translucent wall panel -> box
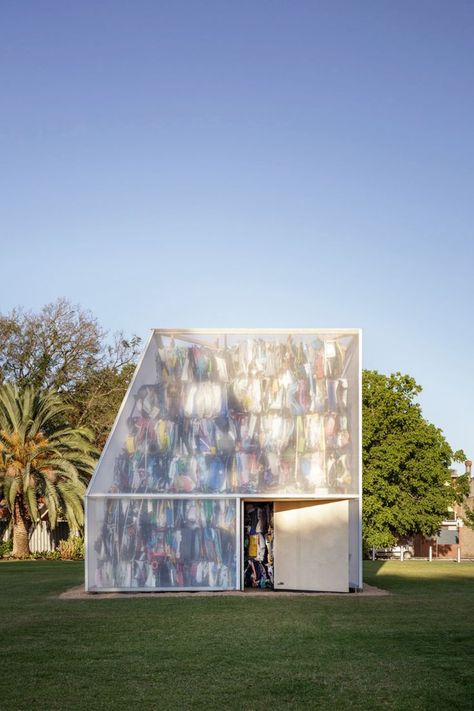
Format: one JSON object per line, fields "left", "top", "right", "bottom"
{"left": 89, "top": 330, "right": 360, "bottom": 498}
{"left": 88, "top": 333, "right": 160, "bottom": 495}
{"left": 87, "top": 498, "right": 237, "bottom": 591}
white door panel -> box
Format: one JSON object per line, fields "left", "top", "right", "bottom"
{"left": 274, "top": 500, "right": 349, "bottom": 592}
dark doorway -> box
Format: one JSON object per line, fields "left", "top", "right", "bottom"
{"left": 243, "top": 502, "right": 274, "bottom": 589}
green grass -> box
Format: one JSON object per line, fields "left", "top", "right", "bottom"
{"left": 1, "top": 561, "right": 473, "bottom": 710}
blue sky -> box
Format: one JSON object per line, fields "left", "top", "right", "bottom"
{"left": 1, "top": 1, "right": 473, "bottom": 462}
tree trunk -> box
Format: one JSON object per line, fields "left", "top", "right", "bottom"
{"left": 12, "top": 498, "right": 31, "bottom": 558}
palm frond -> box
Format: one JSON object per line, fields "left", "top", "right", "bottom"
{"left": 5, "top": 476, "right": 20, "bottom": 511}
{"left": 0, "top": 384, "right": 22, "bottom": 436}
{"left": 24, "top": 486, "right": 40, "bottom": 525}
{"left": 43, "top": 479, "right": 60, "bottom": 528}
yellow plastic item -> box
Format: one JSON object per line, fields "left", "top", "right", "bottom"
{"left": 248, "top": 534, "right": 258, "bottom": 558}
{"left": 126, "top": 436, "right": 135, "bottom": 454}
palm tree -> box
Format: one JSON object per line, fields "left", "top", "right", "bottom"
{"left": 0, "top": 383, "right": 97, "bottom": 558}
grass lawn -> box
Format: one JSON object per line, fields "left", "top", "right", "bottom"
{"left": 1, "top": 561, "right": 473, "bottom": 710}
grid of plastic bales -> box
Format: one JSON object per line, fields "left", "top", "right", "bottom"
{"left": 86, "top": 329, "right": 360, "bottom": 591}
{"left": 87, "top": 497, "right": 237, "bottom": 590}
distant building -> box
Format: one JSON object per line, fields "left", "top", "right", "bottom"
{"left": 413, "top": 462, "right": 474, "bottom": 559}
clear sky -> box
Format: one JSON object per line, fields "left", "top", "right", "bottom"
{"left": 1, "top": 1, "right": 473, "bottom": 463}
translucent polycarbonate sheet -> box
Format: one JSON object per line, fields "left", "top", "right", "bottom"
{"left": 88, "top": 330, "right": 360, "bottom": 497}
{"left": 88, "top": 333, "right": 161, "bottom": 495}
{"left": 86, "top": 497, "right": 237, "bottom": 591}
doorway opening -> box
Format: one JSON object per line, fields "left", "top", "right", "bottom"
{"left": 243, "top": 502, "right": 274, "bottom": 590}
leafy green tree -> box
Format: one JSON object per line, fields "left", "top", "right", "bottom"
{"left": 0, "top": 299, "right": 140, "bottom": 446}
{"left": 0, "top": 384, "right": 97, "bottom": 557}
{"left": 462, "top": 498, "right": 474, "bottom": 530}
{"left": 363, "top": 370, "right": 465, "bottom": 548}
{"left": 66, "top": 345, "right": 138, "bottom": 448}
{"left": 0, "top": 299, "right": 103, "bottom": 390}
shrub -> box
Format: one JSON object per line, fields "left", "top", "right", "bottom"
{"left": 31, "top": 550, "right": 61, "bottom": 560}
{"left": 58, "top": 535, "right": 84, "bottom": 560}
{"left": 0, "top": 538, "right": 13, "bottom": 558}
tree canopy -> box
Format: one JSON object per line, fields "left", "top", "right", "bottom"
{"left": 362, "top": 370, "right": 466, "bottom": 548}
{"left": 0, "top": 299, "right": 141, "bottom": 446}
